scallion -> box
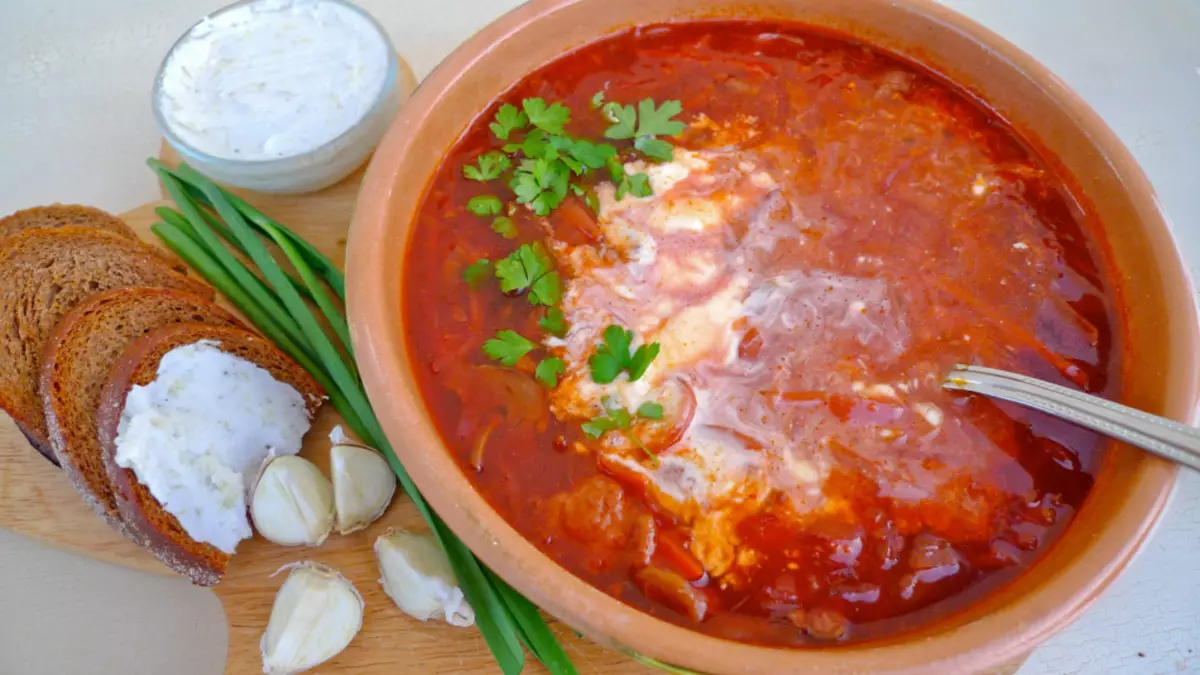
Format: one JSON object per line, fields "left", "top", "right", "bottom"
{"left": 149, "top": 159, "right": 576, "bottom": 675}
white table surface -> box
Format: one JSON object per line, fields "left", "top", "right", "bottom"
{"left": 1, "top": 1, "right": 1197, "bottom": 673}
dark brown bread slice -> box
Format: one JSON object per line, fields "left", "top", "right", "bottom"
{"left": 0, "top": 205, "right": 137, "bottom": 241}
{"left": 0, "top": 227, "right": 213, "bottom": 462}
{"left": 0, "top": 204, "right": 186, "bottom": 273}
{"left": 41, "top": 288, "right": 244, "bottom": 531}
{"left": 97, "top": 323, "right": 324, "bottom": 586}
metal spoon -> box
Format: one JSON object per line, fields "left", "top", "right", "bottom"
{"left": 942, "top": 364, "right": 1200, "bottom": 472}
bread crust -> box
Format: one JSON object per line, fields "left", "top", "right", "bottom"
{"left": 0, "top": 204, "right": 185, "bottom": 273}
{"left": 97, "top": 323, "right": 324, "bottom": 586}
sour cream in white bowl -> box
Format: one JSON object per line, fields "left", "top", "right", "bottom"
{"left": 153, "top": 0, "right": 403, "bottom": 193}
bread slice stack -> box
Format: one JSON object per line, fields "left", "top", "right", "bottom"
{"left": 0, "top": 204, "right": 324, "bottom": 586}
{"left": 0, "top": 204, "right": 186, "bottom": 272}
{"left": 0, "top": 226, "right": 214, "bottom": 461}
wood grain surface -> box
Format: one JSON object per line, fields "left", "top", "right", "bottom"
{"left": 0, "top": 133, "right": 1027, "bottom": 675}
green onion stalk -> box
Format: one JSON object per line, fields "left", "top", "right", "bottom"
{"left": 147, "top": 158, "right": 576, "bottom": 675}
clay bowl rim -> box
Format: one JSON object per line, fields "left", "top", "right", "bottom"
{"left": 346, "top": 0, "right": 1198, "bottom": 672}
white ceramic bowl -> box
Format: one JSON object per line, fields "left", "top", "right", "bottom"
{"left": 151, "top": 0, "right": 403, "bottom": 194}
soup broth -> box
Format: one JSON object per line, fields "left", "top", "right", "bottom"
{"left": 403, "top": 21, "right": 1123, "bottom": 645}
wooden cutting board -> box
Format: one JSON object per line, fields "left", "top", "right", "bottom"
{"left": 0, "top": 155, "right": 1028, "bottom": 675}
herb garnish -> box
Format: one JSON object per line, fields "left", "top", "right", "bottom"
{"left": 462, "top": 258, "right": 491, "bottom": 287}
{"left": 491, "top": 216, "right": 518, "bottom": 239}
{"left": 495, "top": 243, "right": 562, "bottom": 306}
{"left": 538, "top": 307, "right": 569, "bottom": 337}
{"left": 463, "top": 151, "right": 511, "bottom": 182}
{"left": 581, "top": 397, "right": 663, "bottom": 463}
{"left": 603, "top": 98, "right": 687, "bottom": 162}
{"left": 510, "top": 157, "right": 570, "bottom": 216}
{"left": 535, "top": 357, "right": 565, "bottom": 388}
{"left": 479, "top": 96, "right": 680, "bottom": 220}
{"left": 488, "top": 103, "right": 528, "bottom": 140}
{"left": 522, "top": 98, "right": 572, "bottom": 135}
{"left": 466, "top": 195, "right": 503, "bottom": 217}
{"left": 482, "top": 330, "right": 537, "bottom": 366}
{"left": 589, "top": 324, "right": 661, "bottom": 384}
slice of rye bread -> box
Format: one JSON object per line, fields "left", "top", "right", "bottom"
{"left": 0, "top": 204, "right": 137, "bottom": 241}
{"left": 40, "top": 288, "right": 244, "bottom": 531}
{"left": 0, "top": 227, "right": 213, "bottom": 462}
{"left": 97, "top": 323, "right": 324, "bottom": 586}
{"left": 0, "top": 204, "right": 186, "bottom": 273}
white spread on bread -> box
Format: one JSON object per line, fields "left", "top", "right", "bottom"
{"left": 114, "top": 340, "right": 311, "bottom": 554}
{"left": 157, "top": 0, "right": 390, "bottom": 160}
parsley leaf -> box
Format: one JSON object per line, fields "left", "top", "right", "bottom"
{"left": 580, "top": 398, "right": 664, "bottom": 463}
{"left": 482, "top": 330, "right": 536, "bottom": 366}
{"left": 463, "top": 151, "right": 511, "bottom": 181}
{"left": 606, "top": 157, "right": 626, "bottom": 183}
{"left": 591, "top": 91, "right": 606, "bottom": 109}
{"left": 505, "top": 129, "right": 557, "bottom": 160}
{"left": 584, "top": 189, "right": 600, "bottom": 214}
{"left": 529, "top": 269, "right": 562, "bottom": 306}
{"left": 634, "top": 137, "right": 675, "bottom": 162}
{"left": 588, "top": 350, "right": 623, "bottom": 385}
{"left": 535, "top": 357, "right": 565, "bottom": 388}
{"left": 602, "top": 102, "right": 637, "bottom": 140}
{"left": 616, "top": 172, "right": 652, "bottom": 201}
{"left": 603, "top": 98, "right": 686, "bottom": 162}
{"left": 462, "top": 258, "right": 491, "bottom": 287}
{"left": 491, "top": 216, "right": 518, "bottom": 239}
{"left": 589, "top": 324, "right": 660, "bottom": 383}
{"left": 581, "top": 398, "right": 633, "bottom": 438}
{"left": 467, "top": 195, "right": 503, "bottom": 217}
{"left": 489, "top": 103, "right": 529, "bottom": 140}
{"left": 580, "top": 415, "right": 622, "bottom": 439}
{"left": 636, "top": 99, "right": 687, "bottom": 137}
{"left": 564, "top": 139, "right": 618, "bottom": 170}
{"left": 539, "top": 307, "right": 568, "bottom": 336}
{"left": 510, "top": 157, "right": 570, "bottom": 216}
{"left": 628, "top": 342, "right": 661, "bottom": 380}
{"left": 495, "top": 243, "right": 562, "bottom": 306}
{"left": 523, "top": 98, "right": 571, "bottom": 135}
{"left": 589, "top": 325, "right": 632, "bottom": 384}
{"left": 636, "top": 401, "right": 664, "bottom": 420}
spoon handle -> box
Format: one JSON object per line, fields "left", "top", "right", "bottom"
{"left": 943, "top": 364, "right": 1200, "bottom": 472}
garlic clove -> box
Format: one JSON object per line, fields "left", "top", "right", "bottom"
{"left": 374, "top": 529, "right": 475, "bottom": 627}
{"left": 250, "top": 454, "right": 334, "bottom": 547}
{"left": 330, "top": 427, "right": 396, "bottom": 534}
{"left": 261, "top": 562, "right": 363, "bottom": 675}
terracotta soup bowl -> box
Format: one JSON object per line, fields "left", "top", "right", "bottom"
{"left": 347, "top": 0, "right": 1200, "bottom": 672}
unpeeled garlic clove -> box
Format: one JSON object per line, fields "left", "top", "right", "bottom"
{"left": 375, "top": 528, "right": 475, "bottom": 627}
{"left": 329, "top": 426, "right": 396, "bottom": 534}
{"left": 261, "top": 562, "right": 363, "bottom": 675}
{"left": 251, "top": 454, "right": 334, "bottom": 547}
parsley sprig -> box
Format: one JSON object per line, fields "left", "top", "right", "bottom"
{"left": 467, "top": 95, "right": 685, "bottom": 220}
{"left": 462, "top": 258, "right": 491, "bottom": 287}
{"left": 481, "top": 329, "right": 564, "bottom": 388}
{"left": 581, "top": 397, "right": 664, "bottom": 463}
{"left": 539, "top": 307, "right": 568, "bottom": 337}
{"left": 488, "top": 103, "right": 528, "bottom": 140}
{"left": 483, "top": 330, "right": 536, "bottom": 366}
{"left": 589, "top": 324, "right": 661, "bottom": 384}
{"left": 495, "top": 243, "right": 562, "bottom": 306}
{"left": 463, "top": 151, "right": 511, "bottom": 182}
{"left": 602, "top": 98, "right": 687, "bottom": 162}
